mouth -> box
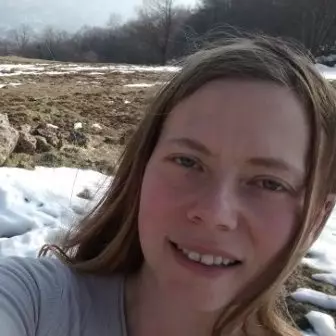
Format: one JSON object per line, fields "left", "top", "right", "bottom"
{"left": 169, "top": 240, "right": 242, "bottom": 270}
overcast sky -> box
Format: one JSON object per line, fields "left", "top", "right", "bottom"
{"left": 0, "top": 0, "right": 199, "bottom": 34}
{"left": 117, "top": 0, "right": 198, "bottom": 18}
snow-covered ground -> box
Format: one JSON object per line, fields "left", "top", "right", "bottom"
{"left": 1, "top": 62, "right": 336, "bottom": 91}
{"left": 316, "top": 64, "right": 336, "bottom": 81}
{"left": 0, "top": 61, "right": 335, "bottom": 78}
{"left": 0, "top": 167, "right": 110, "bottom": 257}
{"left": 0, "top": 60, "right": 336, "bottom": 334}
{"left": 0, "top": 63, "right": 180, "bottom": 78}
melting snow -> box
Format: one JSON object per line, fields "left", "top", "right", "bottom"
{"left": 304, "top": 311, "right": 336, "bottom": 336}
{"left": 0, "top": 167, "right": 110, "bottom": 257}
{"left": 124, "top": 82, "right": 164, "bottom": 88}
{"left": 291, "top": 288, "right": 336, "bottom": 310}
{"left": 46, "top": 123, "right": 59, "bottom": 130}
{"left": 74, "top": 122, "right": 83, "bottom": 130}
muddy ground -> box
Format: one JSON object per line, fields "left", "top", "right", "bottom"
{"left": 0, "top": 58, "right": 171, "bottom": 174}
{"left": 0, "top": 56, "right": 335, "bottom": 332}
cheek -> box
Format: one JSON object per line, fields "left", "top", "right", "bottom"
{"left": 246, "top": 194, "right": 301, "bottom": 262}
{"left": 138, "top": 164, "right": 181, "bottom": 241}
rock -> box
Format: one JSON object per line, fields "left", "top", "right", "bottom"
{"left": 32, "top": 123, "right": 62, "bottom": 148}
{"left": 18, "top": 124, "right": 32, "bottom": 134}
{"left": 104, "top": 136, "right": 120, "bottom": 145}
{"left": 77, "top": 188, "right": 93, "bottom": 200}
{"left": 35, "top": 136, "right": 53, "bottom": 153}
{"left": 68, "top": 130, "right": 89, "bottom": 147}
{"left": 61, "top": 145, "right": 80, "bottom": 154}
{"left": 0, "top": 113, "right": 19, "bottom": 165}
{"left": 15, "top": 131, "right": 37, "bottom": 155}
{"left": 119, "top": 127, "right": 135, "bottom": 145}
{"left": 94, "top": 159, "right": 116, "bottom": 175}
{"left": 91, "top": 123, "right": 103, "bottom": 134}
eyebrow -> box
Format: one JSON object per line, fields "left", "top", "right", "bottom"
{"left": 247, "top": 157, "right": 304, "bottom": 179}
{"left": 167, "top": 137, "right": 213, "bottom": 156}
{"left": 167, "top": 137, "right": 304, "bottom": 179}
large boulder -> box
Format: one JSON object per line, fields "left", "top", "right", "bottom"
{"left": 0, "top": 114, "right": 19, "bottom": 165}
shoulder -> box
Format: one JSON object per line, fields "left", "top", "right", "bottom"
{"left": 0, "top": 256, "right": 126, "bottom": 336}
{"left": 0, "top": 255, "right": 73, "bottom": 293}
{"left": 0, "top": 256, "right": 74, "bottom": 335}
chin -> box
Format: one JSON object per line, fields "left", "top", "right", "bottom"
{"left": 161, "top": 273, "right": 234, "bottom": 312}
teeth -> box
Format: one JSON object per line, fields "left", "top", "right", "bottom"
{"left": 200, "top": 254, "right": 214, "bottom": 265}
{"left": 188, "top": 251, "right": 201, "bottom": 262}
{"left": 222, "top": 259, "right": 231, "bottom": 266}
{"left": 214, "top": 256, "right": 223, "bottom": 265}
{"left": 177, "top": 245, "right": 238, "bottom": 267}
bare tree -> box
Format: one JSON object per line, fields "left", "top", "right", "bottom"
{"left": 39, "top": 27, "right": 71, "bottom": 60}
{"left": 106, "top": 13, "right": 122, "bottom": 29}
{"left": 0, "top": 39, "right": 12, "bottom": 56}
{"left": 137, "top": 0, "right": 177, "bottom": 65}
{"left": 8, "top": 24, "right": 33, "bottom": 55}
{"left": 300, "top": 0, "right": 336, "bottom": 54}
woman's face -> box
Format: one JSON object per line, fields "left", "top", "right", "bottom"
{"left": 138, "top": 79, "right": 309, "bottom": 312}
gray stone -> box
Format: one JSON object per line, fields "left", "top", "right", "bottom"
{"left": 32, "top": 124, "right": 62, "bottom": 148}
{"left": 15, "top": 131, "right": 37, "bottom": 155}
{"left": 68, "top": 130, "right": 89, "bottom": 147}
{"left": 77, "top": 188, "right": 93, "bottom": 200}
{"left": 0, "top": 114, "right": 19, "bottom": 165}
{"left": 35, "top": 136, "right": 53, "bottom": 153}
{"left": 18, "top": 124, "right": 32, "bottom": 134}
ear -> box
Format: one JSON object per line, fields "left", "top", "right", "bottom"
{"left": 307, "top": 194, "right": 336, "bottom": 246}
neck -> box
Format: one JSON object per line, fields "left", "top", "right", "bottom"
{"left": 125, "top": 266, "right": 218, "bottom": 336}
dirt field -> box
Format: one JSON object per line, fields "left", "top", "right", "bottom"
{"left": 1, "top": 56, "right": 335, "bottom": 332}
{"left": 0, "top": 58, "right": 173, "bottom": 173}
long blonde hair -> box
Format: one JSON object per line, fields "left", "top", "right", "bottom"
{"left": 40, "top": 35, "right": 336, "bottom": 335}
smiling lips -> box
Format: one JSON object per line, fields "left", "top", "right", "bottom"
{"left": 170, "top": 241, "right": 242, "bottom": 267}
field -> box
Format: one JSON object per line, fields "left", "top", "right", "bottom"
{"left": 0, "top": 57, "right": 177, "bottom": 173}
{"left": 0, "top": 56, "right": 336, "bottom": 333}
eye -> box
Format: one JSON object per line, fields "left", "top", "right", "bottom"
{"left": 252, "top": 178, "right": 287, "bottom": 192}
{"left": 171, "top": 156, "right": 202, "bottom": 170}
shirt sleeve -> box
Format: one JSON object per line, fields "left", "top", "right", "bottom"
{"left": 0, "top": 256, "right": 63, "bottom": 336}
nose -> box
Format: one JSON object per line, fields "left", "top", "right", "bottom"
{"left": 186, "top": 181, "right": 238, "bottom": 231}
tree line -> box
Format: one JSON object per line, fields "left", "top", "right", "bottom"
{"left": 1, "top": 0, "right": 336, "bottom": 65}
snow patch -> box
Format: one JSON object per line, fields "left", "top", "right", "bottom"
{"left": 0, "top": 167, "right": 110, "bottom": 257}
{"left": 291, "top": 288, "right": 336, "bottom": 310}
{"left": 0, "top": 83, "right": 22, "bottom": 88}
{"left": 74, "top": 122, "right": 83, "bottom": 130}
{"left": 316, "top": 63, "right": 336, "bottom": 80}
{"left": 46, "top": 123, "right": 59, "bottom": 130}
{"left": 92, "top": 123, "right": 102, "bottom": 130}
{"left": 124, "top": 83, "right": 155, "bottom": 88}
{"left": 302, "top": 207, "right": 336, "bottom": 273}
{"left": 305, "top": 311, "right": 336, "bottom": 336}
{"left": 312, "top": 273, "right": 336, "bottom": 287}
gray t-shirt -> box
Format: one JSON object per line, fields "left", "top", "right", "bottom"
{"left": 0, "top": 256, "right": 127, "bottom": 336}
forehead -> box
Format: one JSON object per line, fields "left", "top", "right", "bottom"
{"left": 160, "top": 80, "right": 309, "bottom": 164}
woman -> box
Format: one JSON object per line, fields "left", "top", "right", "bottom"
{"left": 1, "top": 35, "right": 336, "bottom": 336}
